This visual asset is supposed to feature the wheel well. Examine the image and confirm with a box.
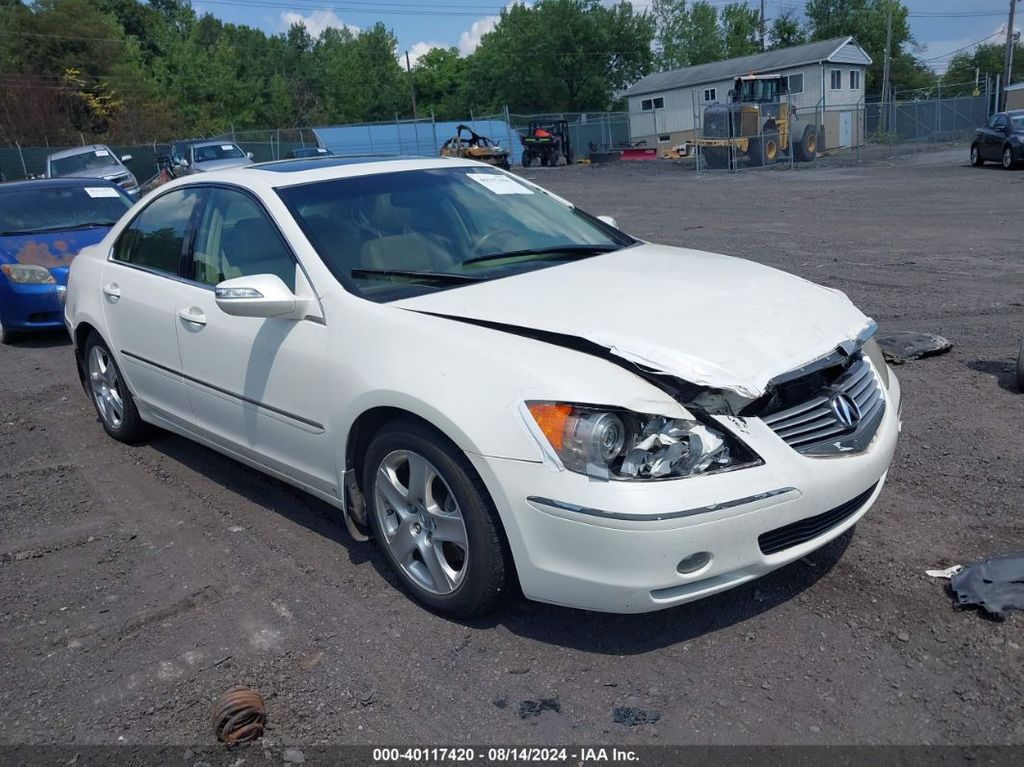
[73,322,100,386]
[346,407,451,485]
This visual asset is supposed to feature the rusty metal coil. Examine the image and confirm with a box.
[212,685,266,745]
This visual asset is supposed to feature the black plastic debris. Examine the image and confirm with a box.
[517,698,560,718]
[612,707,661,726]
[950,552,1024,618]
[875,331,952,364]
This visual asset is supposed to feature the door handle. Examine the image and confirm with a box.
[178,307,207,326]
[102,283,121,299]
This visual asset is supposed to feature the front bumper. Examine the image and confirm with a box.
[469,371,902,613]
[0,278,66,331]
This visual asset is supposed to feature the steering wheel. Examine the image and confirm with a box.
[470,228,521,257]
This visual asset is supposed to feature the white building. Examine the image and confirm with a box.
[624,36,872,150]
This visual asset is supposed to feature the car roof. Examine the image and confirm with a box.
[145,156,485,196]
[190,140,242,149]
[0,177,122,194]
[47,144,113,160]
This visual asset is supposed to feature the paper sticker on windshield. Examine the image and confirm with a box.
[220,144,234,151]
[84,187,120,198]
[466,173,533,195]
[94,149,110,157]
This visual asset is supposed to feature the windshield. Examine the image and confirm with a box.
[193,144,246,163]
[0,184,132,235]
[50,148,121,177]
[277,167,633,301]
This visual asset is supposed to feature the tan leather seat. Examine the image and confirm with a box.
[360,232,451,272]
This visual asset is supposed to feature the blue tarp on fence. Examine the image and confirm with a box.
[312,119,522,166]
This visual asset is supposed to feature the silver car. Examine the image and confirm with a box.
[172,140,254,174]
[46,145,140,199]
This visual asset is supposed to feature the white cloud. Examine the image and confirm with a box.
[278,9,358,38]
[406,41,447,66]
[458,14,501,55]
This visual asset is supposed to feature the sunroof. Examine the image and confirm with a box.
[251,155,429,173]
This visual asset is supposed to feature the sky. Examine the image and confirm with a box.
[190,0,1020,76]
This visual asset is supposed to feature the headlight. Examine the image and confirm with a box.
[1,264,56,284]
[525,401,759,480]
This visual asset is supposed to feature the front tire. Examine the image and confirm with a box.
[83,332,150,443]
[794,125,817,162]
[1016,339,1024,393]
[0,317,20,345]
[1002,145,1016,170]
[970,144,984,166]
[362,419,510,617]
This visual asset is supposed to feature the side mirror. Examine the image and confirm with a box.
[120,154,133,162]
[215,274,299,319]
[597,215,619,229]
[246,152,255,160]
[178,158,189,167]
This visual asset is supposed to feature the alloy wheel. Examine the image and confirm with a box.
[372,450,469,595]
[1003,147,1013,169]
[88,345,124,430]
[971,146,979,165]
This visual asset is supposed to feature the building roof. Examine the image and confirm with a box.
[623,37,872,98]
[1006,82,1024,91]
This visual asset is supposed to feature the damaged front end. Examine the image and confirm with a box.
[522,401,762,481]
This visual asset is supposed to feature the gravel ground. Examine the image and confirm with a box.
[1,146,1022,749]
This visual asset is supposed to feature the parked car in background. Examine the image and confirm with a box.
[970,110,1024,169]
[65,157,900,617]
[287,147,334,159]
[1,178,132,343]
[46,144,140,198]
[170,139,254,174]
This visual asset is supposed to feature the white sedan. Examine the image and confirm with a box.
[65,156,901,616]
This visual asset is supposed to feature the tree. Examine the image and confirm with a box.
[721,2,760,59]
[469,0,654,112]
[804,0,922,97]
[684,1,724,65]
[768,10,806,50]
[413,47,471,120]
[652,0,688,70]
[944,41,1024,97]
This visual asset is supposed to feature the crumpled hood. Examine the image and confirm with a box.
[0,228,110,284]
[393,243,872,399]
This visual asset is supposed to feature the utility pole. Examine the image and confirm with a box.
[760,0,766,52]
[1001,0,1019,110]
[881,0,893,130]
[405,50,418,121]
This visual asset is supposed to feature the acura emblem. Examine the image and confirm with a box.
[829,392,861,430]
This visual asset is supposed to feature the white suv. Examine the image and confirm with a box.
[65,156,900,617]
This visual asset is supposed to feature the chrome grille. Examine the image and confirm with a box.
[762,355,885,455]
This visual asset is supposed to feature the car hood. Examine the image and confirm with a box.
[393,243,873,400]
[0,228,111,283]
[193,158,253,172]
[54,164,130,180]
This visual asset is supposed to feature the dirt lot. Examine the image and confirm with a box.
[1,146,1022,750]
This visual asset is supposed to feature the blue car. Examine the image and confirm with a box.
[0,178,134,343]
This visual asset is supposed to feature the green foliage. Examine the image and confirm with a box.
[768,11,806,50]
[0,0,655,144]
[467,0,654,112]
[943,41,1024,97]
[720,3,761,59]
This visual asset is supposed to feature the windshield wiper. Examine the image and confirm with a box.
[350,268,483,284]
[462,243,619,267]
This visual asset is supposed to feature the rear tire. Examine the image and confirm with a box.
[362,418,510,617]
[970,144,984,166]
[794,125,817,162]
[83,332,150,444]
